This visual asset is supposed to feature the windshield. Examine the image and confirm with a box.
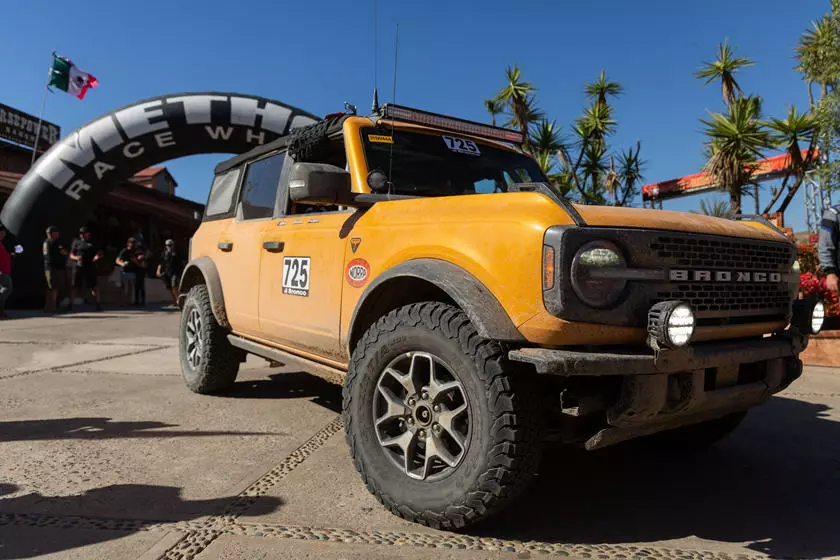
[361,128,550,197]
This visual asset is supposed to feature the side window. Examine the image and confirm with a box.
[473,178,498,194]
[240,153,286,220]
[204,168,241,220]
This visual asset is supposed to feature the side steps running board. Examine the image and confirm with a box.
[227,335,347,386]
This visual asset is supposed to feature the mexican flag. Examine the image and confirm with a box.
[49,54,98,100]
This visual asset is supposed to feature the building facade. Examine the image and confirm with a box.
[0,139,204,307]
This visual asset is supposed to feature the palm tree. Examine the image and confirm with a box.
[696,40,755,107]
[764,106,818,213]
[617,141,645,206]
[576,101,616,148]
[700,96,774,214]
[530,119,564,175]
[795,17,840,104]
[697,198,732,217]
[484,99,504,127]
[502,95,544,137]
[584,70,624,108]
[495,65,536,147]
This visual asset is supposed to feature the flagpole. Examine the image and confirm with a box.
[30,50,55,167]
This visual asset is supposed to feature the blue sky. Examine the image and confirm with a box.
[1,0,830,231]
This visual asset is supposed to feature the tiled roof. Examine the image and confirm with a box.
[132,167,165,178]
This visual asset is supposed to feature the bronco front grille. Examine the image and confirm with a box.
[543,226,797,328]
[650,234,796,322]
[650,235,794,271]
[655,283,792,315]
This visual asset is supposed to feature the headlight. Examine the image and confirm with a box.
[570,241,627,308]
[812,300,825,334]
[792,260,801,274]
[647,301,696,349]
[791,298,824,335]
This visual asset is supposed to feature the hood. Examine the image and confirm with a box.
[571,205,788,243]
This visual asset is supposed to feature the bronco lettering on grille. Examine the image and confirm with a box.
[669,270,782,282]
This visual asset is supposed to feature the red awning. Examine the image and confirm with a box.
[642,149,816,202]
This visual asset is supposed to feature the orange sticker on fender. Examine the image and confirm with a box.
[346,258,370,288]
[368,134,393,144]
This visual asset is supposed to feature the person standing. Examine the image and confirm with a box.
[0,223,12,319]
[115,237,138,306]
[157,239,183,306]
[43,226,68,313]
[134,241,148,307]
[819,205,840,294]
[69,226,103,311]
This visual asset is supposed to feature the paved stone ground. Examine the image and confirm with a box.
[0,308,838,560]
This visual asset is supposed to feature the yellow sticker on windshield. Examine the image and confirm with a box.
[369,134,394,144]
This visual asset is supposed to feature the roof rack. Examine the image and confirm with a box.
[378,103,523,145]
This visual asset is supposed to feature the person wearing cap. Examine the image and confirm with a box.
[43,226,68,313]
[69,226,103,311]
[115,237,139,306]
[157,239,183,306]
[0,223,12,319]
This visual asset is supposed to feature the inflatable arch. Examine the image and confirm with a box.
[0,92,320,244]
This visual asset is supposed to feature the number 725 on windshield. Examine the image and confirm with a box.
[442,135,481,156]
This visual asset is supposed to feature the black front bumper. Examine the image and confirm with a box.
[509,331,808,376]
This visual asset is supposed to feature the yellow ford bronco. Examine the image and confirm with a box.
[178,104,823,529]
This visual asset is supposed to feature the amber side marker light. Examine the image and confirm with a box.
[543,246,555,290]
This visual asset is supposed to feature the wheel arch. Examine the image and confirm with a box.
[347,258,524,355]
[179,256,229,328]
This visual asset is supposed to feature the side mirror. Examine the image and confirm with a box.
[288,163,351,205]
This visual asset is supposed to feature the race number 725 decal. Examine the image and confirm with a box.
[442,135,481,156]
[282,256,310,297]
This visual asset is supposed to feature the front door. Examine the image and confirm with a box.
[258,210,353,360]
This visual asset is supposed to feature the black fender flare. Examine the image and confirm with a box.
[348,258,525,353]
[179,256,228,328]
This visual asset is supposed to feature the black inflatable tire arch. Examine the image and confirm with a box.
[0,92,320,247]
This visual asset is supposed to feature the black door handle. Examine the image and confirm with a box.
[217,242,233,252]
[262,241,285,252]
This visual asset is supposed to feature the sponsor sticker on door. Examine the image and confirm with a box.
[282,256,310,296]
[346,258,370,288]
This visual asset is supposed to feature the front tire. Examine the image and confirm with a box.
[179,284,240,394]
[343,302,542,530]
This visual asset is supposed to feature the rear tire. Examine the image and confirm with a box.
[343,302,542,530]
[652,411,747,449]
[179,284,240,394]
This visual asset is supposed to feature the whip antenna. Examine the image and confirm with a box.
[387,23,399,193]
[371,0,380,113]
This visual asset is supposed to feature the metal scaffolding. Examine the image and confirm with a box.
[804,170,833,234]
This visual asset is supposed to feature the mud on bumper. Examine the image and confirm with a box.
[509,333,807,449]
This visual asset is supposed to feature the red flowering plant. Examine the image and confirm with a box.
[797,243,840,316]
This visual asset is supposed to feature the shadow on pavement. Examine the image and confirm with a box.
[0,483,283,559]
[0,417,279,442]
[226,372,343,413]
[474,395,839,559]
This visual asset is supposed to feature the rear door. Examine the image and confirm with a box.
[213,152,286,336]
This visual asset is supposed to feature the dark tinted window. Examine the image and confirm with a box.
[204,168,241,219]
[241,153,285,220]
[361,129,546,197]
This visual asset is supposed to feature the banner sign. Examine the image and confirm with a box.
[0,92,319,245]
[0,103,60,151]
